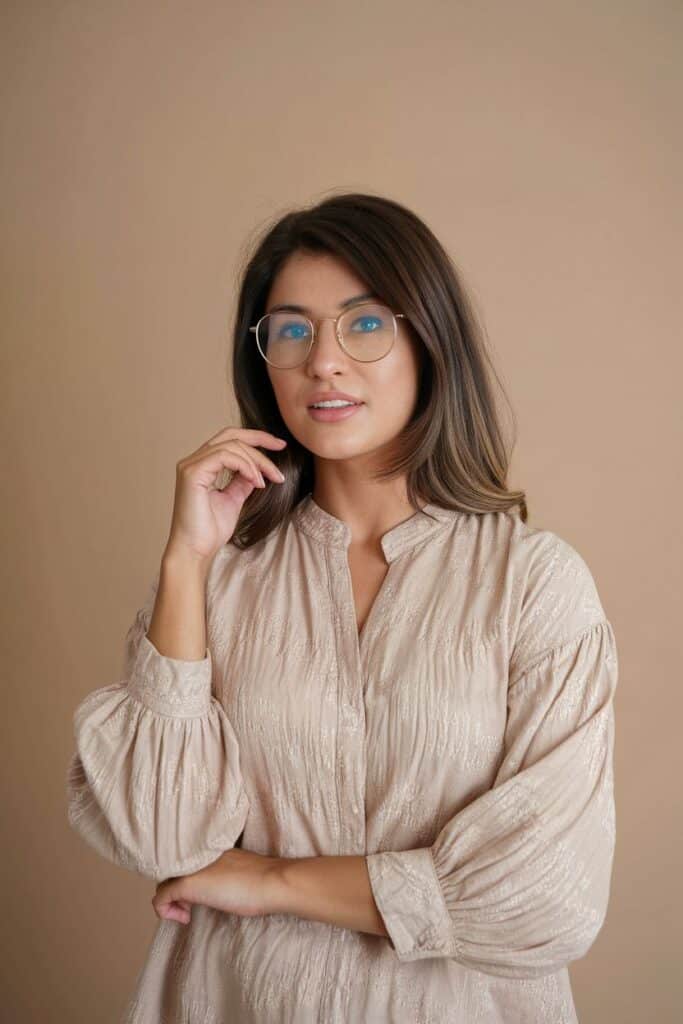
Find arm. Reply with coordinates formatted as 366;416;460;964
266;620;616;960
362;535;619;979
66;546;250;882
145;544;212;660
270;855;390;939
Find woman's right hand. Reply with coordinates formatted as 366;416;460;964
164;427;288;564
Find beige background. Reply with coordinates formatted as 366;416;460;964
2;2;680;1021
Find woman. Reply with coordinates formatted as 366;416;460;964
67;192;618;1023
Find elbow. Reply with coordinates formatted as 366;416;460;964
66;750;251;882
66;751;163;880
454;896;613;980
455;825;616;979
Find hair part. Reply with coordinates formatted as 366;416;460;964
228;190;528;548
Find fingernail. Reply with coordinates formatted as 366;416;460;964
277;469;285;481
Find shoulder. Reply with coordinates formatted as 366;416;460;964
448;509;604;605
513;520;605;605
205;521;287;607
507;518;610;680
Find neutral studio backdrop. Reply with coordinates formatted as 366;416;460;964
2;2;680;1021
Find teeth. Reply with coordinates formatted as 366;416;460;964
311;400;357;408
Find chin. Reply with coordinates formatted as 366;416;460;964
309;433;392;463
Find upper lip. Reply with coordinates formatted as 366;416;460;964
306;390;364;407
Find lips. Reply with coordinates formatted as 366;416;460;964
306;401;364;422
306;391;363;407
308;401;362;408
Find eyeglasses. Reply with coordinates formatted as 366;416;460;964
249;301;406;369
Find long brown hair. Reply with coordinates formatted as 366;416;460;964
228;190;527;548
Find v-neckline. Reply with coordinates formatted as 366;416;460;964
291;492;457;655
355;558;394;647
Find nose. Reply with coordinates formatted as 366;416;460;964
304;317;346;374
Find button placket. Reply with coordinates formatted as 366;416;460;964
331;546;368;850
291;493;458;855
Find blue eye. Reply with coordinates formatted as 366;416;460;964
351;315;382;333
278;321;311;341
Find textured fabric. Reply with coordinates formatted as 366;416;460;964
66;493;618;1023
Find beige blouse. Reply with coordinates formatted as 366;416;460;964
66;493;618;1023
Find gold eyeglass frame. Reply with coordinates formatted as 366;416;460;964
249;302;406;369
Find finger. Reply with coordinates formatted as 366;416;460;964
186;442;283;488
179;443;262;485
216;448;266;488
180;446;264;489
222;439;285;484
153;890;189;923
219;440;268;487
159;902;190;924
200;427;287;450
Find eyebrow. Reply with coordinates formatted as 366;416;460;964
266;292;377;315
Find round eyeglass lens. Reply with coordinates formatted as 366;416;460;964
338;303;396;362
257;303;397;367
257;312;313;368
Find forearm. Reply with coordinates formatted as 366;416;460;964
271;855;389;939
146;546;212;660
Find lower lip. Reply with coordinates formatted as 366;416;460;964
307;402;364;422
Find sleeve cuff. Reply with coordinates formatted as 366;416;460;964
365;847;463;961
127;631;213;717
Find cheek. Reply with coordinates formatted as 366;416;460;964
372;354;420;411
268;377;311;439
372;364;421;434
268;374;295;414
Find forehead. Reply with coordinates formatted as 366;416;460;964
265;251;371;310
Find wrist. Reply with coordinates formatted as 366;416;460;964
162;542;213;579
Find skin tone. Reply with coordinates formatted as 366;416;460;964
153;250;424;941
264;248;424;546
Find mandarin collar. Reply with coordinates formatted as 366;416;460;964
292;493;456;563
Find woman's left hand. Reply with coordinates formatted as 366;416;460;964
152;848;283;925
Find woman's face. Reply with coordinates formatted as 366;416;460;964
263;250;422;466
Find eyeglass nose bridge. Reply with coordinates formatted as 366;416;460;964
309;315;345;347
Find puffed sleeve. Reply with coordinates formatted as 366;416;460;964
365;532;618;979
65;552;249;883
